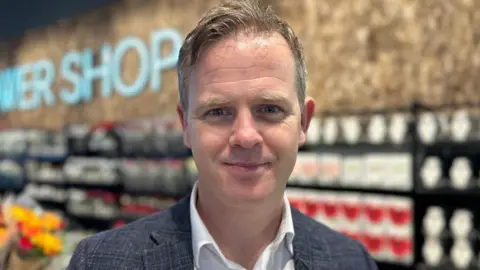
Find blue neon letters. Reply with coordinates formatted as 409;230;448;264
0;28;183;112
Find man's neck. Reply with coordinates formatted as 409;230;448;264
196;184;284;269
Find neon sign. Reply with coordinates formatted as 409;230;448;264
0;28;183;112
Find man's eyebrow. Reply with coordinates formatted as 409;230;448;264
194;97;232;113
255;92;291;104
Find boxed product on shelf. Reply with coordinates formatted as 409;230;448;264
66;189;119;220
384;196;413;265
449;157;475;191
449;109;478;143
24;183;67;203
305;117;321;146
64;157;119;186
420;154;479;192
341;115;364;145
26;161;64;184
27;129;68;159
289;153;320;185
450;238;475;270
286;188;414;266
419;203;480;270
384;154;412;191
388;113;411;145
364;155;389;188
120;158;190;197
450;209;475;240
86;122;121;158
65;124;90;156
416;109;480;145
119;195;176;220
0;159;25;191
317;154;343;186
340;155;364;187
423;206;447;239
321;116;339;145
0;129;28;158
422;237;446;268
420;156;444;190
367;114;388;145
417;112;444;145
150;117;189;157
317;112;411;146
115;118;153;157
364;154;412;190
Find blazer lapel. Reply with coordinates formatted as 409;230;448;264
143;232;194;270
291;208;332;270
142;195;195;270
141;194;334;270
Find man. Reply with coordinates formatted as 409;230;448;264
67;0;378;269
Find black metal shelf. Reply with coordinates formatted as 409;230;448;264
419;141;480;156
287;184;412;197
377;262;413;270
301;142;412;154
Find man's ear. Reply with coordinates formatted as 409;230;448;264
299;97;315;146
177;104;191;148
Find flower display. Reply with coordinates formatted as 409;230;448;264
7;205;64;258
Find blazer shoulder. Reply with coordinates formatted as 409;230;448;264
68;210;173;269
293;208;378;269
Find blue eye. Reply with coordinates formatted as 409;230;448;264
261;105;281;114
206;108;228;117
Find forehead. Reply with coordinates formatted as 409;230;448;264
195;33;295;84
189;32;297;103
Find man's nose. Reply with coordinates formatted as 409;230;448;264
229;110;263;148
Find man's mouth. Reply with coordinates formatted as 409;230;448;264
223;162;270;169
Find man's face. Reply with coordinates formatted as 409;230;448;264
178;32;314;204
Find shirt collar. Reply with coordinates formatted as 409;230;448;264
189;181;295;269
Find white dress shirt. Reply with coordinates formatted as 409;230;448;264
190;182;296;270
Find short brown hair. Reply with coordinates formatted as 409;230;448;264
177;0;307;111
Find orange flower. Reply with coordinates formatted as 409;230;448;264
17;212;43;238
7;205;65;257
19;221;43;238
10;205;35;223
31;233;62;256
41;212;63;231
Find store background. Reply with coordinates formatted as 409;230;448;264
1;0;479;269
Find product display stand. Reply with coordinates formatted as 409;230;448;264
288;103;417;269
2;103;480;269
288;102;480;270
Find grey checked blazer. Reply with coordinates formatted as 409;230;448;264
67;194;378;270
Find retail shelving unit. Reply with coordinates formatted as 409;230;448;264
2;102;480;269
287;103;417;269
287;102;480;270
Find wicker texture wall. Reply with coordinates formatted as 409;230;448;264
0;0;478;129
